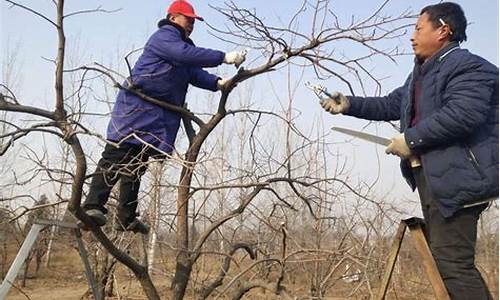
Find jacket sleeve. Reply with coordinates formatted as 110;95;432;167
345;81;407;121
189;68;219;91
405;60;497;151
148;29;225;68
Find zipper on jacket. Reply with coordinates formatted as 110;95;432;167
466;147;486;179
404;73;414;128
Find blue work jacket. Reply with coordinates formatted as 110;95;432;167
107;21;225;153
346;43;498;217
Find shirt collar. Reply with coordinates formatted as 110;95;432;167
414;42;460;75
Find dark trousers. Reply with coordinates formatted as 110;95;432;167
413;167;492;300
83;143;164;224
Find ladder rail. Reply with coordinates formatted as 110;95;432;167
376;217;451;300
0;223;45;300
0;219;101;300
406;220;450;299
74;228;102;300
376;221;407;300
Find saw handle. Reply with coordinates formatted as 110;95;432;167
409;155;421;168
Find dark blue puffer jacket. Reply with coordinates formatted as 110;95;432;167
107;21;225;153
346;43;498;217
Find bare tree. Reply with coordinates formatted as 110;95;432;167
146;161;165;275
11;1;495;300
0;1;159;298
163;2;413;298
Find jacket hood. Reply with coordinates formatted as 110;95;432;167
157;19;194;45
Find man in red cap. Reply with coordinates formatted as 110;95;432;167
79;0;247;234
169;0;204;21
167;0;204;38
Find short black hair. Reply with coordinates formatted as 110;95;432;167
421;2;467;43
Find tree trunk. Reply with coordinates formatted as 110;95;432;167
21;258;29;287
172;258;192;300
172;165;193;300
148;161;163;274
171;113;225;299
44;224;56;268
135;269;161;300
46;144;69;268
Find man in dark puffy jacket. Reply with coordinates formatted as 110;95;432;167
320;2;497;299
79;0;247;234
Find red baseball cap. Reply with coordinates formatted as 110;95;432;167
167;0;204;21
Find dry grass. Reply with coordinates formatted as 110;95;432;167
1;230;498;300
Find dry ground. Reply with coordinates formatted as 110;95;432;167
3;236;498;299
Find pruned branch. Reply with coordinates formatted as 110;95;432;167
9;200;68;223
0;97;55;120
63;6;121;19
78;64;206;127
4;0;57;27
198;242;257;299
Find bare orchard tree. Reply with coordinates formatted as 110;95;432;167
163;2;412;298
0;0;416;299
0;1;160;298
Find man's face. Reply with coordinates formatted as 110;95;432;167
170;14;195;38
411;13;450;62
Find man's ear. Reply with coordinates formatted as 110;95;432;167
438;25;453;41
437;28;448;41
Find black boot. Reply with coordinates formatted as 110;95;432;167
77;209;107;230
114;218;150;235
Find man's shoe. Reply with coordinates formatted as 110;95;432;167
115;218;150;235
77;209;107;230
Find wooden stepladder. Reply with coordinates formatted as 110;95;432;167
0;219;102;300
376;217;451;300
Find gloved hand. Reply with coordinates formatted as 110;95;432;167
223;49;247;68
320;91;350;114
217;78;231;90
385;133;412;158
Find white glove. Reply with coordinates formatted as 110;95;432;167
216;78;230;90
385;133;412;159
319;91;350;114
223;50;247;68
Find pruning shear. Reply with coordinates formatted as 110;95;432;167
305;81;340;103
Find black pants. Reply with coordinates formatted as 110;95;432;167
413;167;492;300
83;143;165;225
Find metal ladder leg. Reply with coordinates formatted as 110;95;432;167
0;219;102;300
36;219;102;300
74;229;102;300
0;224;45;300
